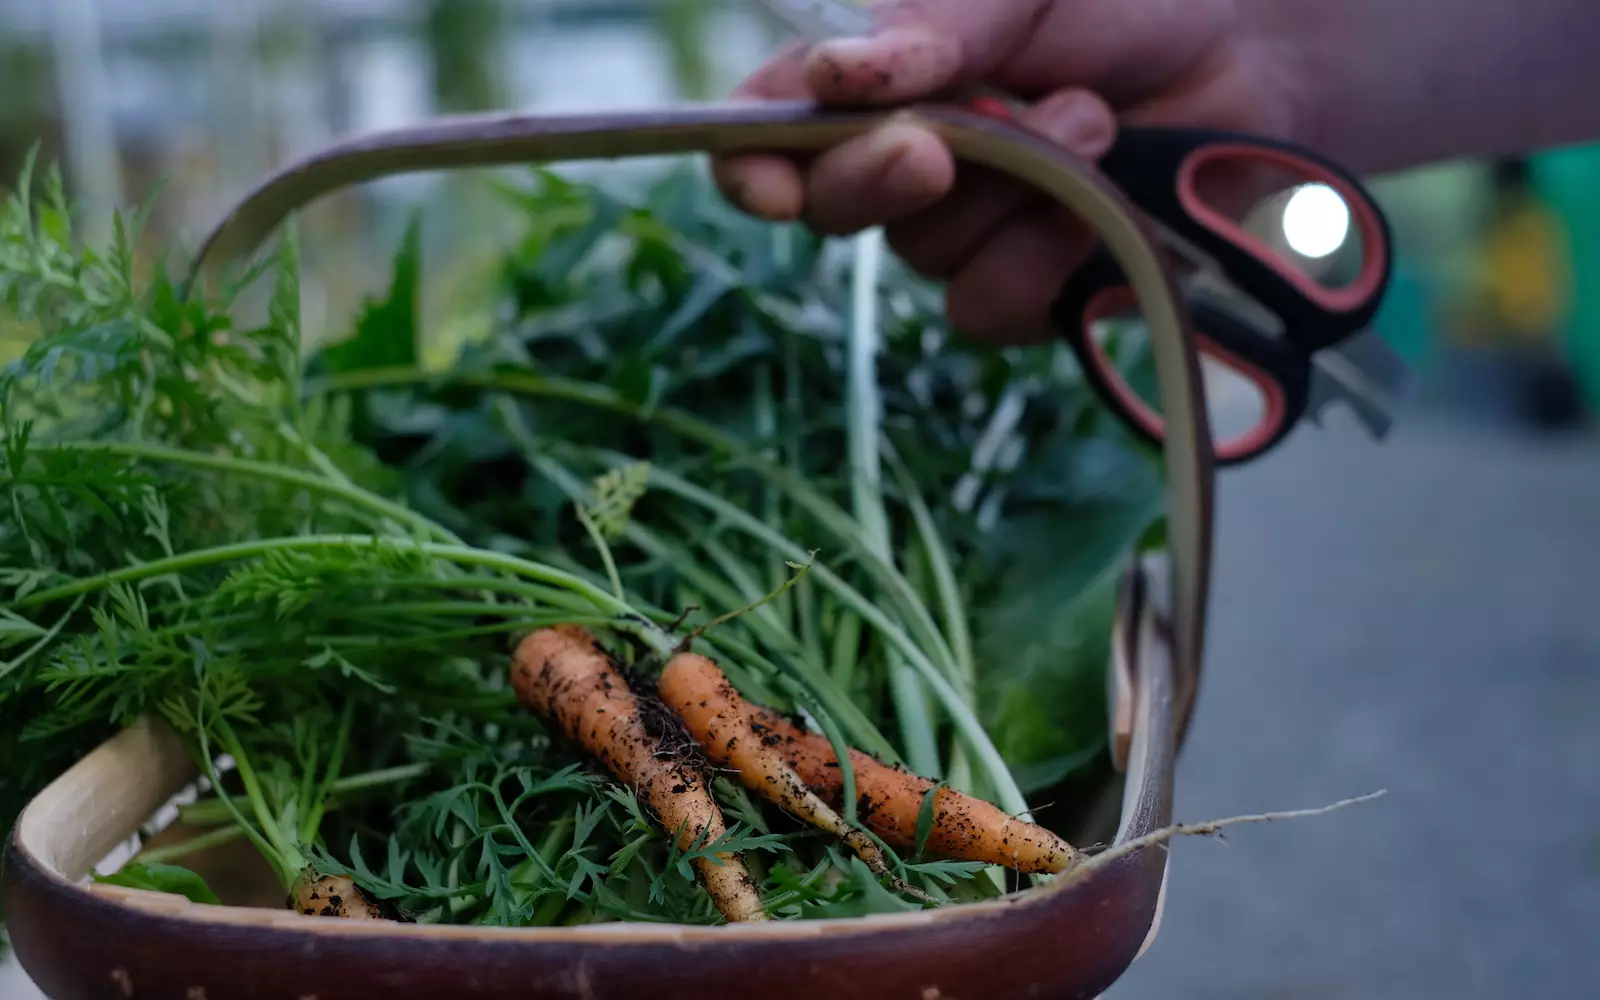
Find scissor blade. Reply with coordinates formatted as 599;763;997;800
1328;326;1412;397
1306;329;1413;438
1305;370;1389;436
762;0;872;40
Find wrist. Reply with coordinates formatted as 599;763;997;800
1261;0;1600;176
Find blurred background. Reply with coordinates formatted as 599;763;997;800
1;1;1597;997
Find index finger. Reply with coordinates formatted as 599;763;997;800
711;0;1052;220
712;40;815;220
797;0;1050;104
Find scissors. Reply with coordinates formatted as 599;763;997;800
761;0;1412;466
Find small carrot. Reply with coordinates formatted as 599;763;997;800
657;651;935;904
290;871;400;920
743;702;1080;874
511;625;768;923
656;646;1076;874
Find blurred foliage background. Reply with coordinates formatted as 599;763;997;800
0;0;785;367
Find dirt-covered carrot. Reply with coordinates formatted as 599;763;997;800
659;648;1077;874
290;871;397;919
744;702;1079;874
657;651;934;904
511;625;769;923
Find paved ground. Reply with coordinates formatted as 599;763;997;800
1112;409;1600;999
6;408;1599;999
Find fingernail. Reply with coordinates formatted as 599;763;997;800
869;125;944;202
724;177;763;216
879;144;939;203
718;157;803;220
746;184;802;220
1038;95;1116;159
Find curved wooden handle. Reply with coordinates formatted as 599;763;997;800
4;98;1217;1000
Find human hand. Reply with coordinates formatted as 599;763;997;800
713;0;1318;344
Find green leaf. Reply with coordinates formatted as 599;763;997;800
268;225;303;352
606;832;654;876
1137;515;1169;553
310;209;423;376
972;427;1164;785
912;781;942;862
615;356;669;412
977;568;1125;787
646;269;737;355
538;194;625;288
94;862;222;906
806;856;923;918
901;859;989;885
0;609;47;649
1007;739;1109;796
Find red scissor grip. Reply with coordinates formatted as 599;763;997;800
1076;285;1294;465
1174;144;1390;316
966;96;1016;122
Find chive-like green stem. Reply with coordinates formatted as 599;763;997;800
133;823;249;865
847;226;940;780
304;367;964;685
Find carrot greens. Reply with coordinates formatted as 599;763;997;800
0;151;1164;936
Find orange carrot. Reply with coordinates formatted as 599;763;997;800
658;651;934;904
659;652;940;902
291;871;396;919
657;650;1077;874
743;702;1079;874
511;625;768;923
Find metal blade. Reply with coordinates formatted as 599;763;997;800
1305;329;1414;439
1327;327;1413;398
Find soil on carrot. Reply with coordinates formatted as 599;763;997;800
629;673;709;772
291;872;412;922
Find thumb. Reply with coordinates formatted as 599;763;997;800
801;0;1051;105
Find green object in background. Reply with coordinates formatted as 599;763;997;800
1361;163;1490;385
1530;142;1600;408
426;0;507;112
1370;252;1433;369
658;0;717;99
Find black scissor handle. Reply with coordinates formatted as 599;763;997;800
1096;126;1395;352
1051;247;1312;468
